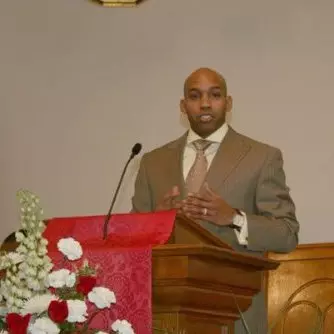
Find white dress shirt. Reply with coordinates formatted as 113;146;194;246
183;124;248;246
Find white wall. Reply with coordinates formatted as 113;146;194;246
1;0;333;244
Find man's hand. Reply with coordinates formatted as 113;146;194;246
182;183;236;225
155;186;181;212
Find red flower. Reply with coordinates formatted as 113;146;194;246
6;313;31;334
48;300;69;324
76;276;96;295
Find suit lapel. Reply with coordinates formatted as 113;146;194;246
165;133;187;199
205;127;251;192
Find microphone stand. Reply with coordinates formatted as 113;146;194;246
102;153;137;240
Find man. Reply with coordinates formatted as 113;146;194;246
131;67;299;333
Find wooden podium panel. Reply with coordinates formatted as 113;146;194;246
152;215;279;334
267;243;334;334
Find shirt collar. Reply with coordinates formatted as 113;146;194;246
186;123;229;145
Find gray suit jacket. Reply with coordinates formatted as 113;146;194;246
131;127;299;333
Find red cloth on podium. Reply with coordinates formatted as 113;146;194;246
43;210;176;334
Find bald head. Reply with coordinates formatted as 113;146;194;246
183;68;227;97
180;67;232;138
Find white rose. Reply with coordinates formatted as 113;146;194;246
66;273;76;288
29;317;60;334
88;287;116;309
57;238;82;261
96;332;108;334
66;299;87;323
111;320;135;334
46;269;75;288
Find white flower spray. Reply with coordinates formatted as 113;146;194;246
0;190;137;334
0;190;53;313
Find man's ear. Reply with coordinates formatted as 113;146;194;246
225;95;233;113
180;99;186;114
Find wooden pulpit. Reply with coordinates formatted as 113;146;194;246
152;215;280;334
1;214;279;334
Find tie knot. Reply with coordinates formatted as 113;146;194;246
192;139;212;152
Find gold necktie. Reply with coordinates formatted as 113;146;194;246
185;139;212;194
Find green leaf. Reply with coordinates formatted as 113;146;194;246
0;317;7;330
57;287;84;301
58;321;77;332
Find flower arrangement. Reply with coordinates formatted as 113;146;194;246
0;190;134;334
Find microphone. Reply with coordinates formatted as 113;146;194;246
102;143;142;239
131;143;142;157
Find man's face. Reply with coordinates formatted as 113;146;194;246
181;70;232;138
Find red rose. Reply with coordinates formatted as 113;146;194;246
6;313;31;334
48;300;69;324
76;276;96;295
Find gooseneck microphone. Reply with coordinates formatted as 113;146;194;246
131;143;142;157
102;143;142;239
